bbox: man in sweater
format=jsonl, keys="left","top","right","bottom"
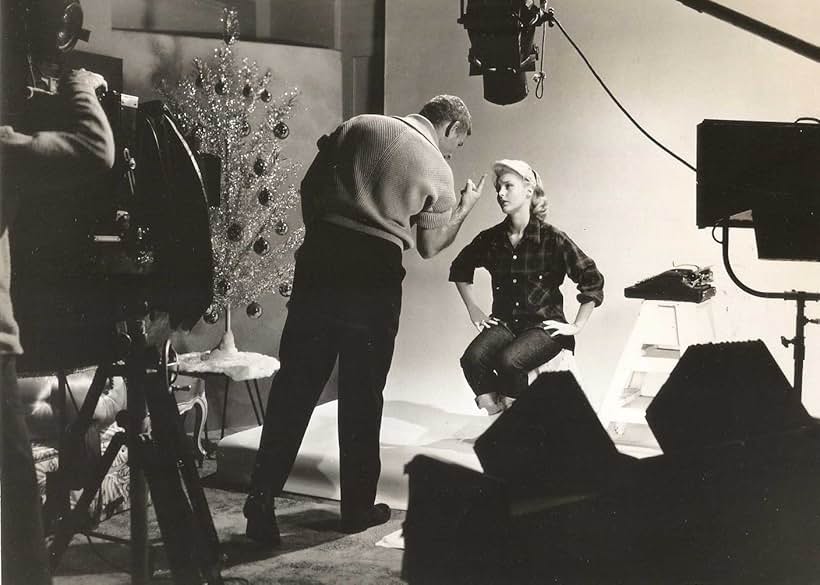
{"left": 244, "top": 95, "right": 486, "bottom": 544}
{"left": 1, "top": 65, "right": 115, "bottom": 583}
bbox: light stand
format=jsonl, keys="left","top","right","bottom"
{"left": 680, "top": 1, "right": 820, "bottom": 402}
{"left": 720, "top": 224, "right": 819, "bottom": 400}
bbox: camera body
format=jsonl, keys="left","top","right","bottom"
{"left": 7, "top": 5, "right": 214, "bottom": 372}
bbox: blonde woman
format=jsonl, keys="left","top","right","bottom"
{"left": 449, "top": 160, "right": 604, "bottom": 414}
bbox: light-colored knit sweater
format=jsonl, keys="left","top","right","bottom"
{"left": 300, "top": 113, "right": 457, "bottom": 250}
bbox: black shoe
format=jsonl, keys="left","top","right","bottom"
{"left": 243, "top": 492, "right": 281, "bottom": 546}
{"left": 340, "top": 503, "right": 391, "bottom": 534}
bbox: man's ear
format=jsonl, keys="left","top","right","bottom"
{"left": 445, "top": 120, "right": 461, "bottom": 137}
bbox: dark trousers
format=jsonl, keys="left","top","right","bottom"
{"left": 460, "top": 324, "right": 564, "bottom": 399}
{"left": 1, "top": 355, "right": 52, "bottom": 585}
{"left": 250, "top": 223, "right": 404, "bottom": 518}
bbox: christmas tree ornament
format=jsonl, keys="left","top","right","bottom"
{"left": 257, "top": 187, "right": 272, "bottom": 206}
{"left": 222, "top": 7, "right": 240, "bottom": 45}
{"left": 203, "top": 306, "right": 220, "bottom": 324}
{"left": 242, "top": 83, "right": 253, "bottom": 98}
{"left": 241, "top": 118, "right": 251, "bottom": 136}
{"left": 273, "top": 121, "right": 290, "bottom": 139}
{"left": 279, "top": 282, "right": 293, "bottom": 297}
{"left": 253, "top": 158, "right": 268, "bottom": 176}
{"left": 275, "top": 220, "right": 289, "bottom": 235}
{"left": 215, "top": 77, "right": 227, "bottom": 95}
{"left": 253, "top": 237, "right": 270, "bottom": 256}
{"left": 227, "top": 222, "right": 243, "bottom": 242}
{"left": 260, "top": 89, "right": 272, "bottom": 102}
{"left": 188, "top": 131, "right": 202, "bottom": 152}
{"left": 217, "top": 279, "right": 230, "bottom": 295}
{"left": 246, "top": 301, "right": 263, "bottom": 319}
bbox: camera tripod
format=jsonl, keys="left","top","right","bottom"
{"left": 46, "top": 316, "right": 224, "bottom": 585}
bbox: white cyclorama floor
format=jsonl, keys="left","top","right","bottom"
{"left": 215, "top": 399, "right": 496, "bottom": 511}
{"left": 214, "top": 354, "right": 650, "bottom": 511}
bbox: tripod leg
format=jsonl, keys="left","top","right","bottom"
{"left": 142, "top": 366, "right": 224, "bottom": 584}
{"left": 48, "top": 431, "right": 127, "bottom": 569}
{"left": 53, "top": 364, "right": 112, "bottom": 496}
{"left": 140, "top": 435, "right": 204, "bottom": 585}
{"left": 176, "top": 441, "right": 224, "bottom": 585}
{"left": 120, "top": 320, "right": 153, "bottom": 585}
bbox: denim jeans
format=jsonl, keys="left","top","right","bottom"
{"left": 1, "top": 356, "right": 52, "bottom": 585}
{"left": 250, "top": 223, "right": 404, "bottom": 518}
{"left": 460, "top": 323, "right": 564, "bottom": 399}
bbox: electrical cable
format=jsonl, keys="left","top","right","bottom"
{"left": 153, "top": 573, "right": 250, "bottom": 584}
{"left": 548, "top": 14, "right": 697, "bottom": 173}
{"left": 84, "top": 534, "right": 130, "bottom": 574}
{"left": 535, "top": 24, "right": 547, "bottom": 99}
{"left": 711, "top": 224, "right": 724, "bottom": 244}
{"left": 82, "top": 522, "right": 250, "bottom": 583}
{"left": 671, "top": 262, "right": 703, "bottom": 271}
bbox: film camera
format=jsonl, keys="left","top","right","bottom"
{"left": 6, "top": 1, "right": 214, "bottom": 373}
{"left": 4, "top": 4, "right": 224, "bottom": 583}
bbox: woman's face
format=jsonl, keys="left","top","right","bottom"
{"left": 495, "top": 172, "right": 532, "bottom": 216}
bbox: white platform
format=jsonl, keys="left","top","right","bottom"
{"left": 214, "top": 353, "right": 654, "bottom": 510}
{"left": 215, "top": 400, "right": 497, "bottom": 511}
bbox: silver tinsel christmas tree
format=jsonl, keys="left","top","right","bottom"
{"left": 159, "top": 8, "right": 304, "bottom": 351}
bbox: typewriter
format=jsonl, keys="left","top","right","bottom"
{"left": 624, "top": 266, "right": 715, "bottom": 303}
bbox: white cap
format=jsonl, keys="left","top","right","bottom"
{"left": 492, "top": 159, "right": 542, "bottom": 189}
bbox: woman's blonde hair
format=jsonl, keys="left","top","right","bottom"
{"left": 530, "top": 184, "right": 548, "bottom": 222}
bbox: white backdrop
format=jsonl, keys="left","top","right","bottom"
{"left": 383, "top": 0, "right": 820, "bottom": 415}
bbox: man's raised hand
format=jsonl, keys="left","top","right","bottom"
{"left": 459, "top": 173, "right": 487, "bottom": 209}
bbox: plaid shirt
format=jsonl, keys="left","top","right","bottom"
{"left": 449, "top": 217, "right": 604, "bottom": 340}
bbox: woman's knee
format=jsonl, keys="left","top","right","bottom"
{"left": 460, "top": 348, "right": 479, "bottom": 372}
{"left": 496, "top": 350, "right": 527, "bottom": 375}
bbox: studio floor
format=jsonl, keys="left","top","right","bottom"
{"left": 52, "top": 458, "right": 407, "bottom": 585}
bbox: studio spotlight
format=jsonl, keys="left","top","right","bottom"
{"left": 458, "top": 0, "right": 550, "bottom": 105}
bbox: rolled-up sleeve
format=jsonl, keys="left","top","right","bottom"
{"left": 560, "top": 233, "right": 604, "bottom": 307}
{"left": 416, "top": 197, "right": 454, "bottom": 229}
{"left": 416, "top": 170, "right": 457, "bottom": 229}
{"left": 449, "top": 232, "right": 488, "bottom": 284}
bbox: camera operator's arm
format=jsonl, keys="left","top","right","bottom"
{"left": 0, "top": 69, "right": 115, "bottom": 193}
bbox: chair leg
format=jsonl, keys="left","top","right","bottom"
{"left": 220, "top": 377, "right": 229, "bottom": 439}
{"left": 190, "top": 395, "right": 208, "bottom": 466}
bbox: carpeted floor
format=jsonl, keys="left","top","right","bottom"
{"left": 53, "top": 459, "right": 407, "bottom": 585}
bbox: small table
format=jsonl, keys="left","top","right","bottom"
{"left": 176, "top": 350, "right": 281, "bottom": 439}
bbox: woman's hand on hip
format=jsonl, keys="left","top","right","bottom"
{"left": 468, "top": 307, "right": 500, "bottom": 332}
{"left": 541, "top": 320, "right": 579, "bottom": 337}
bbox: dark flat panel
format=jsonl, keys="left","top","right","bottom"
{"left": 112, "top": 0, "right": 257, "bottom": 39}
